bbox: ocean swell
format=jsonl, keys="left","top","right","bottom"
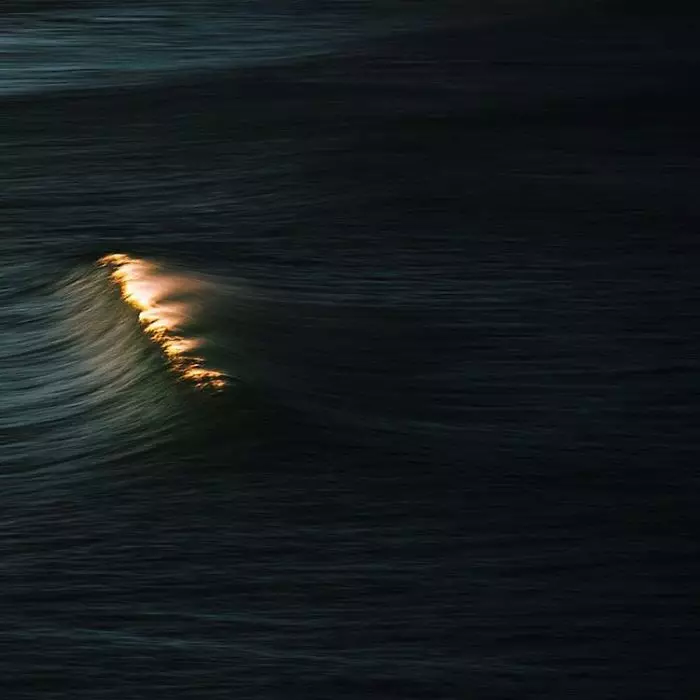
{"left": 0, "top": 255, "right": 235, "bottom": 474}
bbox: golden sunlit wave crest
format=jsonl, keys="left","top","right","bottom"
{"left": 99, "top": 253, "right": 227, "bottom": 391}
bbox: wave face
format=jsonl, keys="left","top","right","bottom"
{"left": 1, "top": 3, "right": 699, "bottom": 698}
{"left": 0, "top": 255, "right": 232, "bottom": 475}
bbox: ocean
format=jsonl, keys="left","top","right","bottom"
{"left": 1, "top": 1, "right": 698, "bottom": 697}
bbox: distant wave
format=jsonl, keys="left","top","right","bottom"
{"left": 0, "top": 1, "right": 397, "bottom": 97}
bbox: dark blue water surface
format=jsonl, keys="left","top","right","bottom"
{"left": 1, "top": 1, "right": 699, "bottom": 697}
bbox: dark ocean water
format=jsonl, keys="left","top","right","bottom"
{"left": 1, "top": 1, "right": 699, "bottom": 697}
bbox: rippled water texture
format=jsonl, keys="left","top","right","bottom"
{"left": 1, "top": 1, "right": 699, "bottom": 697}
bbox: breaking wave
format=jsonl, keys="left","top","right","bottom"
{"left": 0, "top": 254, "right": 236, "bottom": 474}
{"left": 99, "top": 253, "right": 227, "bottom": 392}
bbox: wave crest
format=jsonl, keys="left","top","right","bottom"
{"left": 99, "top": 253, "right": 227, "bottom": 392}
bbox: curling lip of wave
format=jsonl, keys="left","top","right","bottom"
{"left": 99, "top": 253, "right": 227, "bottom": 391}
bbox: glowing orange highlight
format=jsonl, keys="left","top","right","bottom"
{"left": 99, "top": 253, "right": 227, "bottom": 391}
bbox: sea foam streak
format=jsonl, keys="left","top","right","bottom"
{"left": 99, "top": 253, "right": 227, "bottom": 391}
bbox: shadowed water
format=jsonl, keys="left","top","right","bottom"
{"left": 1, "top": 1, "right": 699, "bottom": 697}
